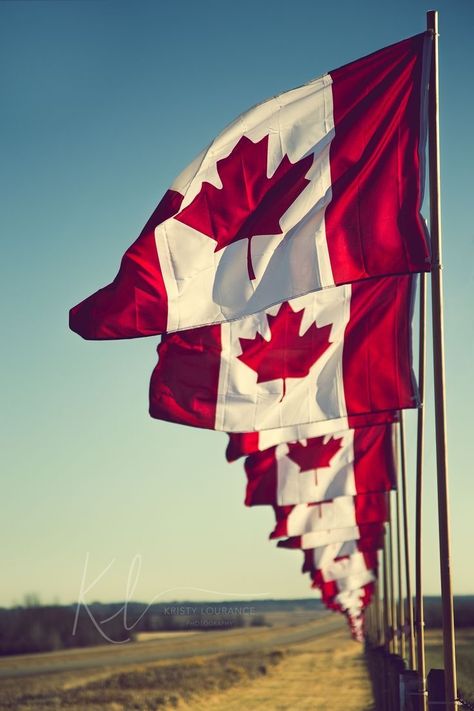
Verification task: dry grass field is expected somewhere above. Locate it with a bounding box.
[184,627,375,711]
[424,627,474,703]
[0,615,374,711]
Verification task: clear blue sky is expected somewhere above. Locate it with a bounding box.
[1,0,473,606]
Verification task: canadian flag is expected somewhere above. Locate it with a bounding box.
[348,615,365,632]
[302,529,384,572]
[313,569,376,593]
[150,276,417,433]
[349,621,365,643]
[303,540,362,572]
[321,582,375,611]
[346,613,366,640]
[270,493,388,539]
[277,522,384,551]
[70,33,430,340]
[347,616,365,642]
[226,411,397,461]
[311,550,378,585]
[244,424,394,506]
[326,586,374,614]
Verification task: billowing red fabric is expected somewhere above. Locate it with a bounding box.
[327,33,430,282]
[69,190,183,340]
[343,276,417,413]
[149,324,221,429]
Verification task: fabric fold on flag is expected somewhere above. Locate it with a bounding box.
[70,32,431,340]
[270,493,388,539]
[226,411,397,461]
[313,569,376,593]
[324,584,374,613]
[277,522,384,551]
[302,528,384,573]
[311,550,378,585]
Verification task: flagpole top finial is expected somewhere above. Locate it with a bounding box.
[427,10,438,32]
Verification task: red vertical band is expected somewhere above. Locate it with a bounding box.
[69,190,182,339]
[149,322,221,429]
[353,424,396,493]
[244,447,278,506]
[343,276,417,414]
[327,33,429,282]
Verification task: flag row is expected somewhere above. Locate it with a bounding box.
[69,30,432,636]
[238,420,393,635]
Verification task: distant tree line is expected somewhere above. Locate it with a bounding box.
[0,605,130,655]
[3,596,472,656]
[424,597,474,629]
[0,601,270,656]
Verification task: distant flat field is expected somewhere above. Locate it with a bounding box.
[0,615,375,711]
[424,628,474,703]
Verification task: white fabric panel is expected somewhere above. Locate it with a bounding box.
[216,286,351,432]
[257,416,351,451]
[159,73,336,332]
[286,495,356,536]
[311,539,358,569]
[334,588,365,611]
[321,551,369,583]
[275,430,355,505]
[300,525,361,549]
[334,570,375,593]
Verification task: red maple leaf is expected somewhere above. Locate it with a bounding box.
[287,436,343,471]
[237,301,332,400]
[286,436,343,484]
[175,135,313,280]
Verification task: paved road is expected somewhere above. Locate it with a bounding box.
[0,616,342,680]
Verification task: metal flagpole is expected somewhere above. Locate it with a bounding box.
[426,10,458,710]
[415,274,428,710]
[394,456,406,661]
[381,544,393,711]
[382,530,391,653]
[375,579,382,646]
[399,412,415,668]
[387,493,397,655]
[365,602,370,643]
[369,599,376,646]
[366,600,372,644]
